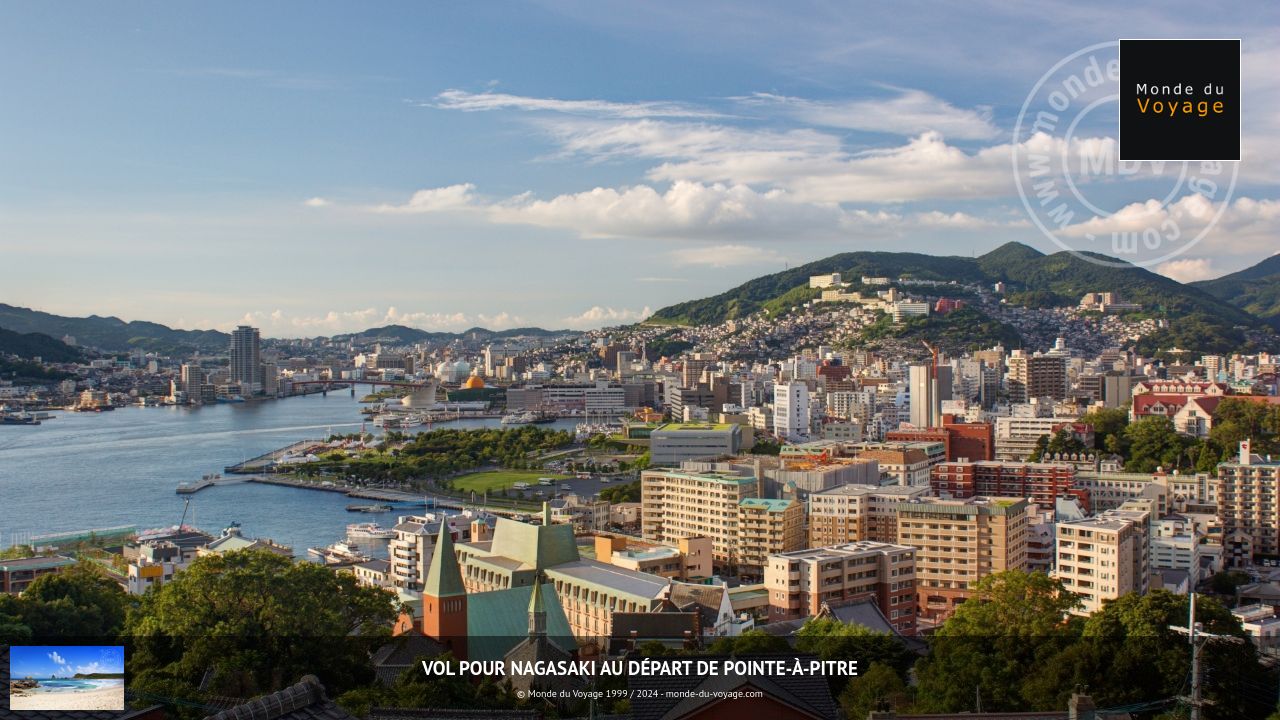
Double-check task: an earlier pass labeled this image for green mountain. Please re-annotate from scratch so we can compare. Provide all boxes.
[0,304,229,354]
[340,325,575,344]
[649,242,1265,353]
[0,327,85,363]
[1192,254,1280,327]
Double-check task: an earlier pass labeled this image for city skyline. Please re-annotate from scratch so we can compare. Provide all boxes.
[2,2,1278,336]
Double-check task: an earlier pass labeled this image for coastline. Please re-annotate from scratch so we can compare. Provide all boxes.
[9,684,125,711]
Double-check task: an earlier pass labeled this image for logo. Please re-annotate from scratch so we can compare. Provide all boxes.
[1012,41,1238,269]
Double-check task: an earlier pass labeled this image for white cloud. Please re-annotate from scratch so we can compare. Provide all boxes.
[562,306,653,328]
[1060,195,1280,258]
[74,662,111,676]
[49,652,65,665]
[1156,258,1216,283]
[488,180,847,240]
[669,244,786,268]
[740,89,998,140]
[636,276,686,283]
[372,184,477,214]
[428,89,722,119]
[302,197,330,208]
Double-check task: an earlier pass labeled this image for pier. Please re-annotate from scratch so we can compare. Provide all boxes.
[244,476,531,518]
[224,440,318,474]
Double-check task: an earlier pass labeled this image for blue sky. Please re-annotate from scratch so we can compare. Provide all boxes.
[2,2,1277,336]
[10,646,123,678]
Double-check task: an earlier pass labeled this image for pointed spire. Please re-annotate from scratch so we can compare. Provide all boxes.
[423,521,465,598]
[528,574,547,637]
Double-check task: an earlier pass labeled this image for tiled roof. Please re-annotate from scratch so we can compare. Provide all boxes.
[628,654,838,720]
[370,633,449,685]
[466,582,575,663]
[201,676,354,720]
[609,611,699,640]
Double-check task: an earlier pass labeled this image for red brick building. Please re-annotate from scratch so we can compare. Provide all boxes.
[886,414,994,462]
[930,461,1089,511]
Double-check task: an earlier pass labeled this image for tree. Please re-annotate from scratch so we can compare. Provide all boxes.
[1123,416,1189,472]
[128,549,397,709]
[794,617,915,678]
[1079,407,1129,451]
[914,571,1082,713]
[1028,434,1051,462]
[1210,398,1280,458]
[839,662,908,720]
[1059,591,1273,720]
[0,562,131,639]
[705,628,790,655]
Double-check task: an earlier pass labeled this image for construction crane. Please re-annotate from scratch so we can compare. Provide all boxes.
[921,340,939,377]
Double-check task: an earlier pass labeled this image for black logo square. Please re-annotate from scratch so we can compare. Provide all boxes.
[1119,39,1240,161]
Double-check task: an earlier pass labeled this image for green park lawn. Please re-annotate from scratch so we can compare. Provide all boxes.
[451,470,572,493]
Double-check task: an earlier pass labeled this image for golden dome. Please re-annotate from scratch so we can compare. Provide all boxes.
[462,376,485,389]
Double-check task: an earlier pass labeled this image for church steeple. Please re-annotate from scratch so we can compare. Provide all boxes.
[423,521,465,598]
[528,574,547,638]
[422,521,468,659]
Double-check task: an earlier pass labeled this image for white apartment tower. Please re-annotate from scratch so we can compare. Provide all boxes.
[774,380,810,441]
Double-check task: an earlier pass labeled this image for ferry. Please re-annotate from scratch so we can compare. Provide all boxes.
[346,522,395,540]
[501,410,538,425]
[0,412,40,426]
[307,541,371,565]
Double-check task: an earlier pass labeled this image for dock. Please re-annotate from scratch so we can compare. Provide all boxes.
[176,474,253,494]
[244,476,530,518]
[224,440,318,474]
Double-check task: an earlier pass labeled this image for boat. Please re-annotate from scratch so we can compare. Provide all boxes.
[346,504,393,513]
[531,411,558,424]
[346,522,395,540]
[0,412,40,426]
[501,410,538,425]
[307,541,371,565]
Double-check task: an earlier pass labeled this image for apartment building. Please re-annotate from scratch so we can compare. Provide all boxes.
[930,461,1087,509]
[1054,508,1150,615]
[994,416,1091,462]
[1218,441,1280,563]
[766,541,917,634]
[641,465,801,574]
[737,498,805,575]
[893,496,1029,622]
[808,484,930,547]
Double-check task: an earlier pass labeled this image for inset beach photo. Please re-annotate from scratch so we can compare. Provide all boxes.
[8,646,125,711]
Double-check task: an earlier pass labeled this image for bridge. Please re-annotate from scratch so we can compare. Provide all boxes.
[290,379,432,389]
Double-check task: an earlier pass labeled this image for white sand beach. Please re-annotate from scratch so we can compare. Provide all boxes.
[9,684,125,711]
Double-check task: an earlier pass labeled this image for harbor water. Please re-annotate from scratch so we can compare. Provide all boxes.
[0,393,577,556]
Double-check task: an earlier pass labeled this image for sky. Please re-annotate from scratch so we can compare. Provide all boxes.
[9,646,124,678]
[2,2,1278,336]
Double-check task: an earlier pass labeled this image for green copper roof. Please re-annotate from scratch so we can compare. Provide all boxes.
[489,516,580,570]
[467,582,575,662]
[423,523,465,598]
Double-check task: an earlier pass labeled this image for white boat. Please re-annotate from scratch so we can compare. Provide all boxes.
[346,522,395,540]
[307,541,371,565]
[501,411,538,425]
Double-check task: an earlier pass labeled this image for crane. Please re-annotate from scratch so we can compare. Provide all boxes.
[921,340,939,377]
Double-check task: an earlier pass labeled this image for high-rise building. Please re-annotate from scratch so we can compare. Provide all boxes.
[808,484,930,546]
[774,380,810,441]
[1054,508,1150,615]
[180,364,204,401]
[766,542,918,634]
[908,363,953,428]
[1219,440,1280,564]
[230,325,262,392]
[641,466,803,575]
[894,496,1029,621]
[1007,350,1067,403]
